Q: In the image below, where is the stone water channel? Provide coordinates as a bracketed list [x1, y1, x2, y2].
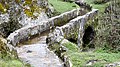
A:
[17, 30, 64, 67]
[7, 8, 98, 67]
[7, 8, 86, 67]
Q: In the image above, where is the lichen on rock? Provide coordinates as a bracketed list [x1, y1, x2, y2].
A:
[0, 0, 54, 37]
[0, 37, 18, 58]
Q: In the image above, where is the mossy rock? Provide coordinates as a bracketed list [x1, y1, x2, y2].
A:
[25, 0, 32, 4]
[24, 9, 33, 17]
[15, 0, 21, 4]
[0, 3, 6, 13]
[0, 37, 8, 55]
[0, 37, 18, 58]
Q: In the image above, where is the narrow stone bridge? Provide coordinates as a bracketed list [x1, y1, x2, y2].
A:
[6, 8, 98, 67]
[47, 9, 98, 48]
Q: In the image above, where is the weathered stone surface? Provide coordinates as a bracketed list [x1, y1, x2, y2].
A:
[19, 12, 49, 26]
[0, 13, 9, 24]
[0, 0, 53, 37]
[6, 9, 98, 67]
[0, 13, 22, 37]
[17, 44, 63, 67]
[17, 33, 63, 67]
[47, 35, 72, 67]
[46, 9, 98, 67]
[7, 8, 85, 46]
[47, 9, 98, 49]
[62, 9, 98, 39]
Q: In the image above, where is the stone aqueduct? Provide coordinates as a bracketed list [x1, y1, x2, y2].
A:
[47, 9, 98, 48]
[6, 8, 98, 64]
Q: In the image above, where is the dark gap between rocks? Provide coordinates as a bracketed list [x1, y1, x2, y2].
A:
[82, 26, 95, 48]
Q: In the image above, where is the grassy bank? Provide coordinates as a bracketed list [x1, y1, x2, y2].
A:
[48, 0, 79, 13]
[63, 42, 120, 67]
[85, 0, 110, 12]
[0, 54, 29, 67]
[0, 59, 25, 67]
[62, 1, 120, 66]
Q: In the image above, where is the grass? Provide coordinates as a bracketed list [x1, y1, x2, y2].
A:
[48, 0, 109, 14]
[0, 54, 30, 67]
[63, 42, 120, 67]
[85, 0, 110, 13]
[48, 0, 79, 13]
[0, 60, 25, 67]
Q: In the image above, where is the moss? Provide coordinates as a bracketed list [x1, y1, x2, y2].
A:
[0, 0, 45, 17]
[4, 4, 9, 10]
[24, 9, 33, 17]
[73, 30, 78, 40]
[25, 0, 32, 5]
[23, 1, 43, 18]
[0, 3, 6, 13]
[15, 0, 21, 4]
[0, 38, 8, 56]
[84, 16, 99, 31]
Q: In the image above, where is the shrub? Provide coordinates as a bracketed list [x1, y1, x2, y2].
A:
[94, 0, 120, 52]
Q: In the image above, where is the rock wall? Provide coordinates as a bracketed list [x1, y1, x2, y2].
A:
[7, 8, 86, 46]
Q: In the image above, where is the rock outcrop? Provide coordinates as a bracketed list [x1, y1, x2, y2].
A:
[0, 0, 53, 37]
[0, 0, 52, 58]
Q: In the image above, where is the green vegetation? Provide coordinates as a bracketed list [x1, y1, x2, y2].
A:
[49, 0, 120, 66]
[25, 0, 32, 4]
[0, 54, 30, 67]
[63, 42, 120, 67]
[85, 0, 110, 12]
[0, 3, 6, 13]
[0, 38, 28, 67]
[23, 0, 42, 17]
[84, 0, 120, 52]
[92, 0, 119, 52]
[0, 59, 26, 67]
[0, 0, 119, 67]
[48, 0, 79, 13]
